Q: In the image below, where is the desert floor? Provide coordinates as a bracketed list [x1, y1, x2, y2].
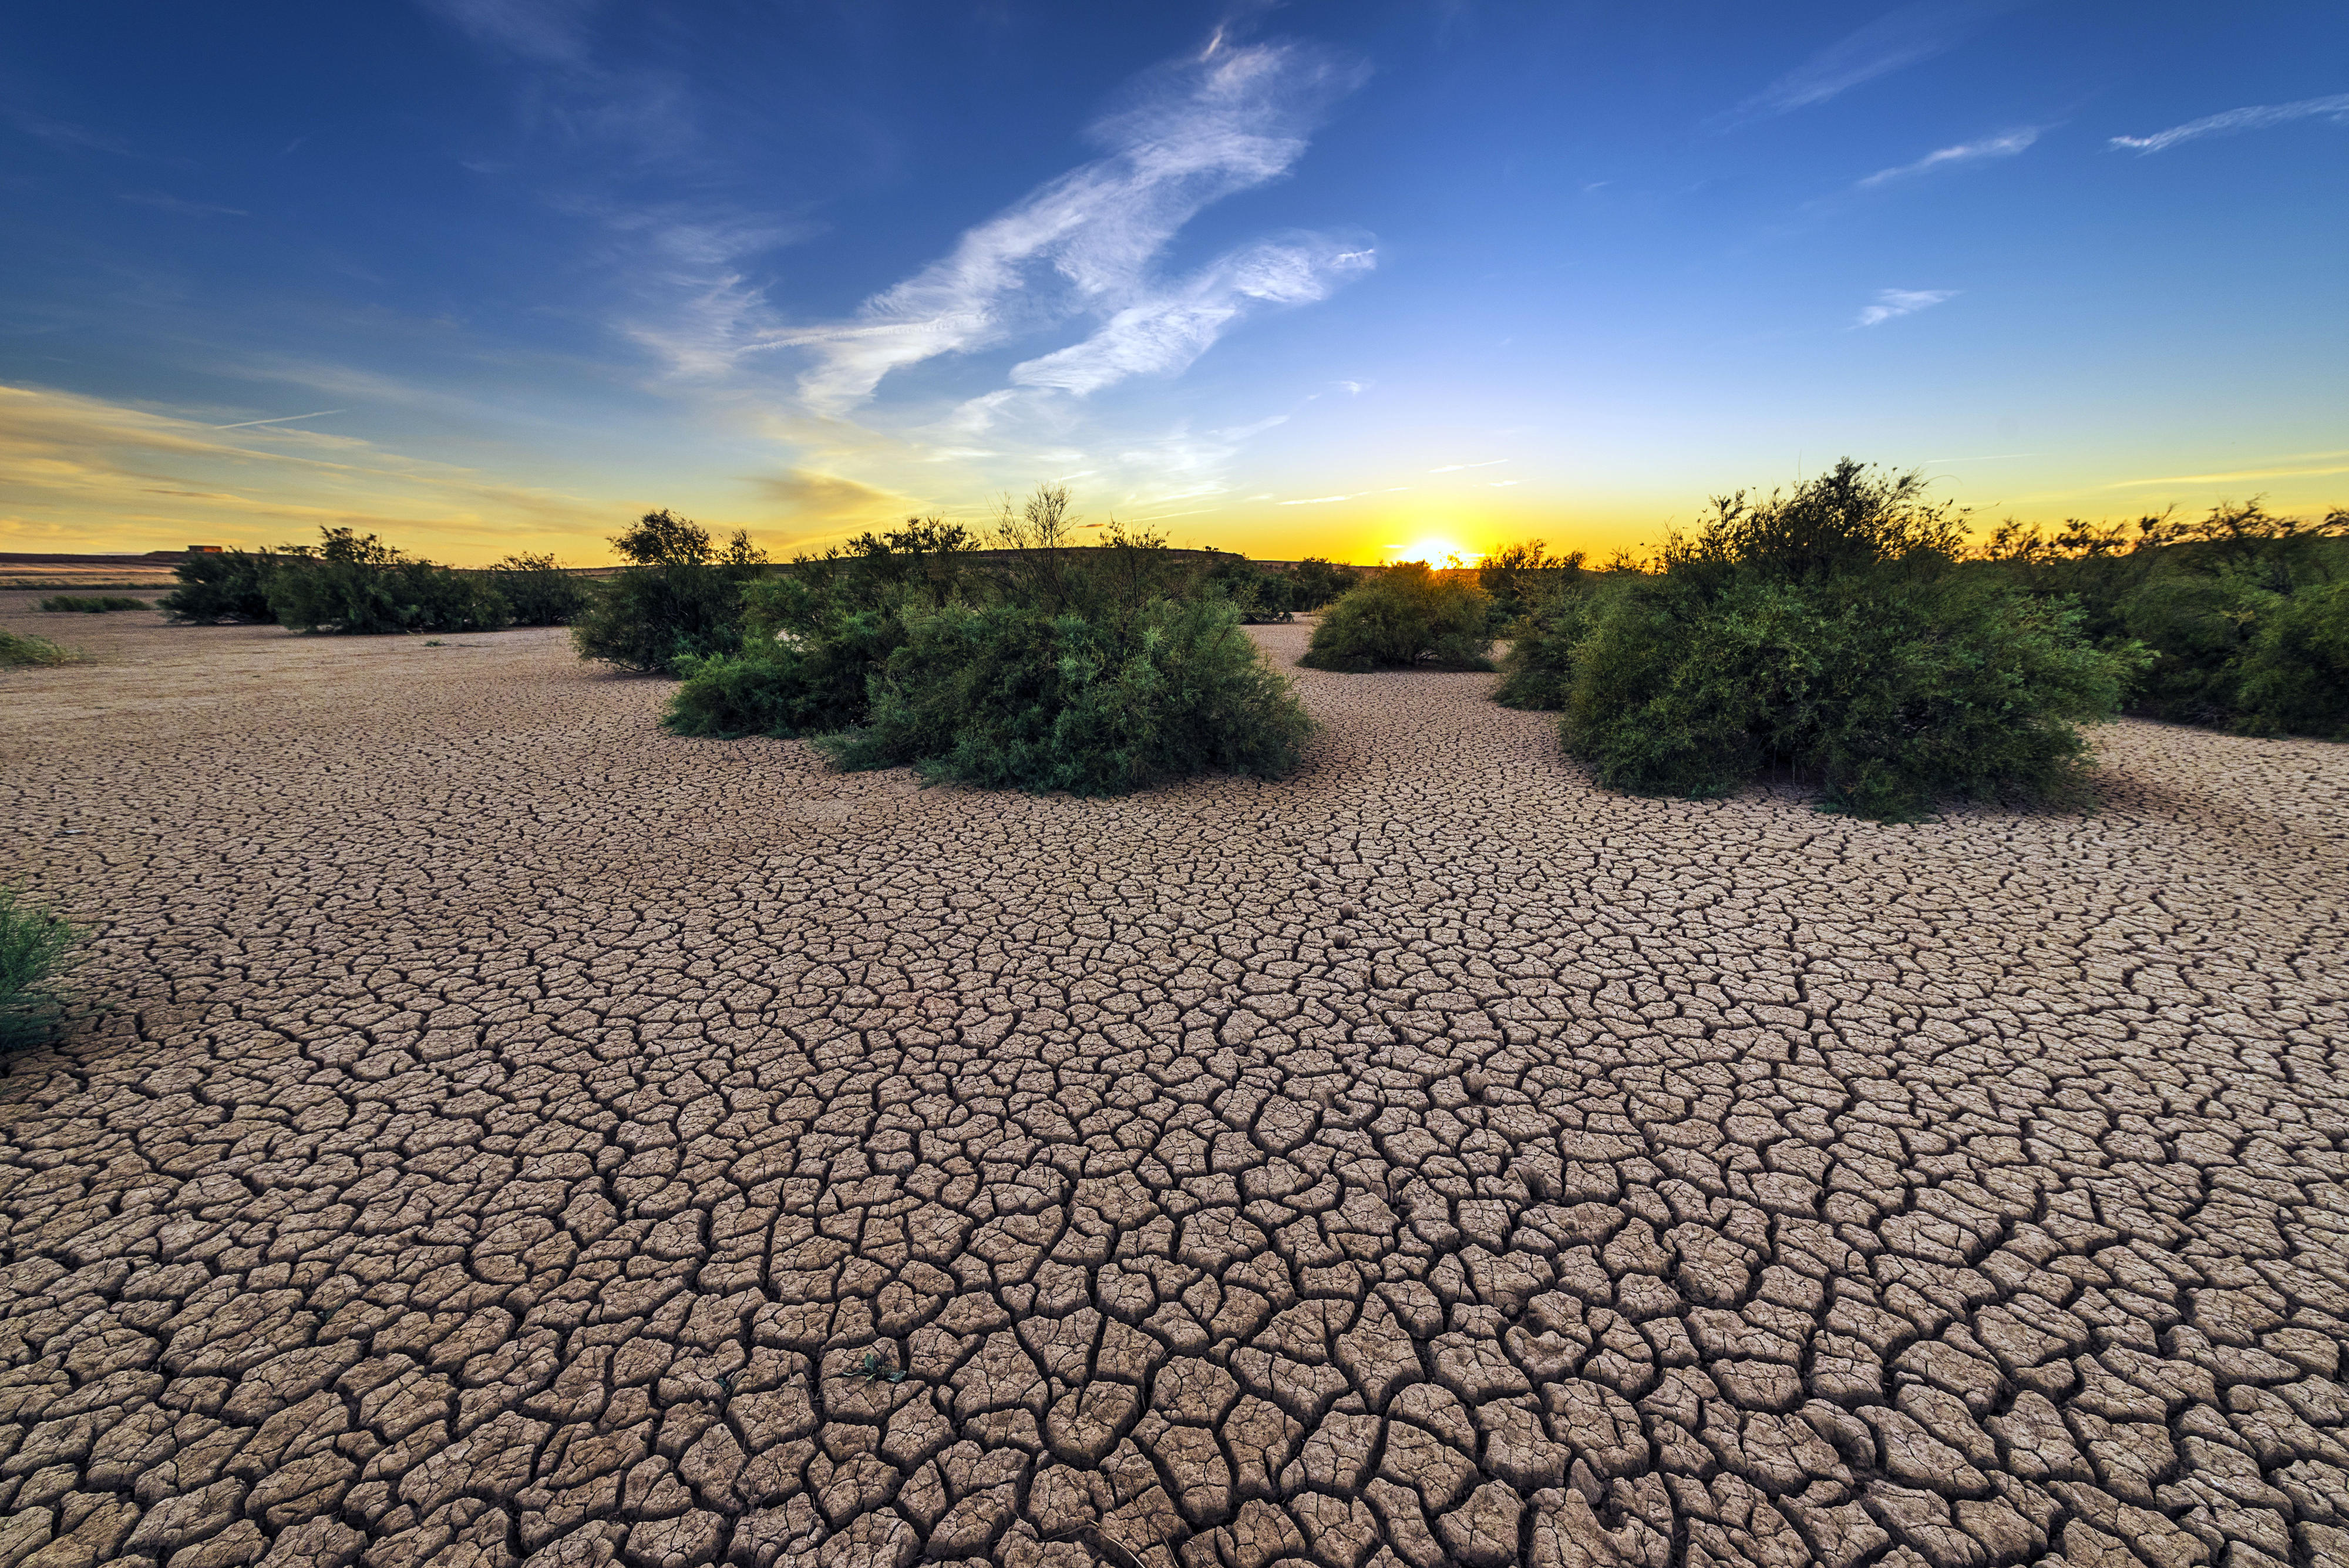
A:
[2, 593, 2345, 1568]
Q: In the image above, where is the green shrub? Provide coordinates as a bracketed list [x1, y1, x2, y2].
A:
[39, 595, 147, 613]
[1300, 561, 1493, 671]
[985, 487, 1199, 617]
[819, 595, 1311, 794]
[1564, 573, 2132, 819]
[1539, 459, 2137, 819]
[1477, 542, 1584, 632]
[1200, 555, 1297, 623]
[571, 509, 766, 674]
[161, 547, 287, 623]
[2234, 579, 2349, 739]
[666, 611, 908, 738]
[266, 528, 512, 635]
[1492, 576, 1615, 709]
[1978, 500, 2347, 736]
[661, 488, 1312, 796]
[662, 517, 979, 735]
[1, 630, 79, 666]
[0, 886, 79, 1051]
[487, 554, 591, 627]
[1287, 557, 1359, 611]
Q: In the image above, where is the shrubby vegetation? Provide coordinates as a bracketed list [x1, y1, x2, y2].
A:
[661, 486, 1312, 794]
[571, 509, 767, 673]
[160, 547, 288, 623]
[1502, 459, 2138, 819]
[1200, 554, 1299, 623]
[1492, 573, 1615, 709]
[0, 886, 78, 1051]
[268, 528, 512, 634]
[820, 594, 1310, 793]
[1196, 553, 1358, 621]
[487, 553, 592, 627]
[1299, 561, 1494, 671]
[1476, 542, 1584, 634]
[1979, 500, 2348, 739]
[666, 516, 976, 738]
[161, 530, 590, 634]
[1287, 557, 1361, 611]
[40, 595, 147, 613]
[1, 630, 80, 667]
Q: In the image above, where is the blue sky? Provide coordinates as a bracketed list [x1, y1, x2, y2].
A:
[4, 2, 2344, 564]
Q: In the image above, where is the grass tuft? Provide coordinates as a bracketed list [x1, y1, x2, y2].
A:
[0, 887, 80, 1051]
[40, 595, 148, 613]
[1, 629, 81, 667]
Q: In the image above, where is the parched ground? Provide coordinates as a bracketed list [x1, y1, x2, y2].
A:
[2, 595, 2347, 1568]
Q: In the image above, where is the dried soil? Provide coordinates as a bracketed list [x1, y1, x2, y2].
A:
[2, 593, 2346, 1568]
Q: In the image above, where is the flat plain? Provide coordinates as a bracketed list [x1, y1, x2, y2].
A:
[2, 591, 2346, 1568]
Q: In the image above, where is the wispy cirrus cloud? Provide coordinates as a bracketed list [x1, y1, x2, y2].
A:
[1856, 288, 1956, 327]
[2109, 93, 2349, 154]
[1717, 0, 2026, 128]
[1856, 127, 2040, 187]
[759, 38, 1372, 417]
[2101, 452, 2349, 488]
[0, 381, 607, 558]
[1005, 237, 1372, 398]
[119, 191, 248, 218]
[5, 107, 139, 156]
[415, 0, 600, 66]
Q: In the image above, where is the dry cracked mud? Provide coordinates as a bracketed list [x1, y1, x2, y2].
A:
[2, 593, 2347, 1568]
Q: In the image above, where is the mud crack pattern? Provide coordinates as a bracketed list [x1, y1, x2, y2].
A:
[2, 601, 2347, 1568]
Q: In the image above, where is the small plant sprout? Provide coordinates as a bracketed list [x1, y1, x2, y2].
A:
[850, 1349, 907, 1386]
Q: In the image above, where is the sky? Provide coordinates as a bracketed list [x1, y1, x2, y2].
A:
[3, 2, 2345, 567]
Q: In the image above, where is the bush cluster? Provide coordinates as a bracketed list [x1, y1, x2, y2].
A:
[487, 554, 593, 627]
[159, 548, 287, 623]
[1979, 501, 2348, 739]
[160, 530, 590, 635]
[1300, 561, 1494, 671]
[666, 517, 976, 738]
[267, 529, 511, 635]
[1476, 542, 1584, 633]
[1197, 554, 1358, 621]
[821, 595, 1311, 793]
[571, 510, 767, 673]
[1503, 459, 2138, 819]
[659, 488, 1312, 795]
[40, 595, 147, 613]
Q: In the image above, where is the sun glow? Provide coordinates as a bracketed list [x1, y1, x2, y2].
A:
[1394, 534, 1466, 566]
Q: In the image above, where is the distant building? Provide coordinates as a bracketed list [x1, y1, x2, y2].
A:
[186, 544, 224, 554]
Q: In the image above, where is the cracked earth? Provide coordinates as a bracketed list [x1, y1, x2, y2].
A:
[2, 594, 2347, 1568]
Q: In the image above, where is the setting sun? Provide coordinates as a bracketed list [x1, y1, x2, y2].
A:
[1394, 534, 1468, 566]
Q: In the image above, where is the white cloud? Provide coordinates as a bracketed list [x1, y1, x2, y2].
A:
[1857, 127, 2040, 187]
[1280, 494, 1357, 505]
[210, 409, 348, 430]
[761, 39, 1370, 415]
[1718, 1, 2024, 127]
[1429, 459, 1508, 473]
[119, 191, 248, 218]
[1856, 288, 1957, 327]
[2109, 93, 2349, 154]
[1005, 239, 1372, 396]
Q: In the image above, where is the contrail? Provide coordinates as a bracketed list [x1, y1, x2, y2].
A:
[210, 408, 348, 430]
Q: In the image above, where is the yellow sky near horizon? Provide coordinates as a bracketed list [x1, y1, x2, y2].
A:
[6, 381, 2344, 569]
